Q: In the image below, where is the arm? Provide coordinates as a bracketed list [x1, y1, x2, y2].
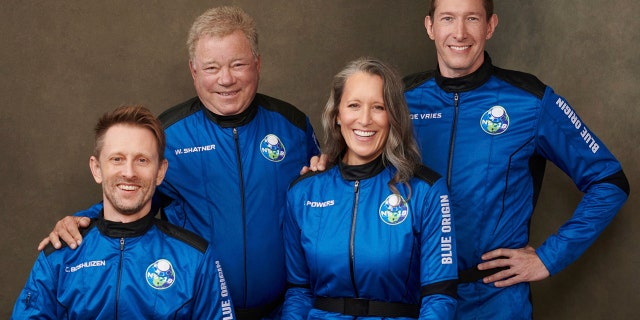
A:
[419, 178, 458, 319]
[479, 88, 629, 285]
[37, 203, 102, 251]
[192, 247, 235, 320]
[299, 118, 323, 175]
[281, 191, 313, 319]
[11, 252, 58, 319]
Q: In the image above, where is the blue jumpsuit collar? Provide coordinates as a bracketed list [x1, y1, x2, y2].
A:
[436, 51, 494, 93]
[338, 156, 385, 181]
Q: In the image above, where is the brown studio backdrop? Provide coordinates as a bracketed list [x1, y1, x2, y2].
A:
[1, 1, 637, 318]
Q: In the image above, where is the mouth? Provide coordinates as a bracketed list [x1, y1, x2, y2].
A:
[449, 45, 471, 51]
[216, 90, 240, 97]
[117, 184, 140, 191]
[354, 129, 375, 137]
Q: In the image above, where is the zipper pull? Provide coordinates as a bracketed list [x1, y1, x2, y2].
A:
[120, 238, 125, 251]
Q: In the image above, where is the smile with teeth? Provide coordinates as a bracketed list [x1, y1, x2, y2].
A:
[450, 45, 470, 51]
[118, 184, 139, 191]
[217, 90, 239, 96]
[354, 129, 375, 137]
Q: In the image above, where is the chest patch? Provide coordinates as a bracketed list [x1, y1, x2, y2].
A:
[480, 106, 510, 135]
[260, 134, 286, 162]
[146, 259, 176, 290]
[379, 194, 409, 225]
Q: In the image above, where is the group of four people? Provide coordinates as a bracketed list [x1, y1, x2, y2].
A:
[13, 0, 629, 319]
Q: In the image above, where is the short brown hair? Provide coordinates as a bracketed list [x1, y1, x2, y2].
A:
[93, 105, 165, 161]
[428, 0, 494, 20]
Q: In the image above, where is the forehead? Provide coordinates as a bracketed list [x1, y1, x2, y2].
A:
[434, 0, 486, 15]
[100, 124, 158, 156]
[341, 72, 384, 99]
[194, 30, 253, 59]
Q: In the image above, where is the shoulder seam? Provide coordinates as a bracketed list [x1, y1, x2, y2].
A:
[154, 219, 209, 253]
[256, 93, 308, 132]
[158, 97, 201, 129]
[492, 67, 547, 99]
[403, 70, 437, 92]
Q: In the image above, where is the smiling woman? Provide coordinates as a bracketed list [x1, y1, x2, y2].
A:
[282, 58, 459, 319]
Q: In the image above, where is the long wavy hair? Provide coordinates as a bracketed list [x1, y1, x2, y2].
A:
[321, 57, 422, 196]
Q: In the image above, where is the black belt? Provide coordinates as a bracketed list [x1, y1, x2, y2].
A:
[458, 266, 509, 283]
[314, 297, 419, 318]
[235, 294, 283, 320]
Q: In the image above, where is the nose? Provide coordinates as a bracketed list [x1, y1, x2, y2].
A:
[217, 66, 235, 86]
[454, 20, 467, 40]
[121, 160, 136, 178]
[358, 107, 373, 126]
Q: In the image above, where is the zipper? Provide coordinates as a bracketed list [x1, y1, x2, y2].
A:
[233, 127, 248, 307]
[115, 237, 125, 319]
[349, 180, 360, 297]
[447, 93, 460, 188]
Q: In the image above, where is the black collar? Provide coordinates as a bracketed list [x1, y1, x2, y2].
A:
[435, 51, 494, 93]
[339, 156, 385, 181]
[202, 97, 259, 128]
[96, 210, 156, 238]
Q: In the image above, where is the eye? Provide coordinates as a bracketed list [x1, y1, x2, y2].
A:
[347, 103, 359, 108]
[374, 104, 385, 111]
[137, 158, 150, 165]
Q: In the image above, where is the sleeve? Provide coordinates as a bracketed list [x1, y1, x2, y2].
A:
[11, 252, 58, 319]
[418, 178, 458, 320]
[73, 202, 103, 218]
[191, 246, 235, 320]
[281, 188, 313, 319]
[304, 117, 321, 160]
[535, 87, 630, 275]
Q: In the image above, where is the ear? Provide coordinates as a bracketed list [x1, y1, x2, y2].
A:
[155, 159, 169, 186]
[425, 15, 435, 40]
[486, 14, 499, 39]
[189, 60, 197, 80]
[89, 156, 103, 184]
[255, 55, 262, 74]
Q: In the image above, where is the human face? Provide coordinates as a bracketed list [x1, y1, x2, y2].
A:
[189, 30, 261, 116]
[90, 125, 168, 222]
[425, 0, 498, 78]
[336, 72, 389, 166]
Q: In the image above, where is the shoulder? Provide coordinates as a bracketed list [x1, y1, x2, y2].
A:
[153, 219, 209, 253]
[403, 70, 437, 92]
[158, 97, 202, 129]
[412, 164, 443, 186]
[43, 219, 99, 257]
[492, 67, 547, 99]
[289, 165, 337, 190]
[256, 93, 309, 131]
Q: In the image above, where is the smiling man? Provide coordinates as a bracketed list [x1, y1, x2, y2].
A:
[13, 105, 233, 319]
[403, 0, 629, 319]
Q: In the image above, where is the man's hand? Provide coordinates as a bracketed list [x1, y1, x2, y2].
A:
[300, 154, 328, 175]
[477, 245, 550, 287]
[37, 216, 91, 251]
